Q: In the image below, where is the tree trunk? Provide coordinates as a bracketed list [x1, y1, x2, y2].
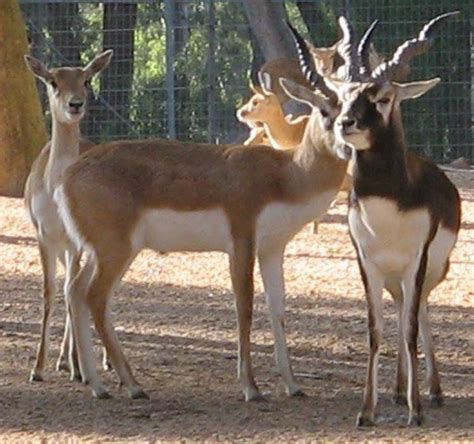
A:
[241, 0, 295, 61]
[0, 0, 47, 197]
[98, 2, 137, 141]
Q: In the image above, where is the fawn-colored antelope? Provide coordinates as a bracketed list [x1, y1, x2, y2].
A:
[54, 25, 350, 400]
[24, 51, 113, 382]
[332, 13, 460, 426]
[237, 74, 309, 150]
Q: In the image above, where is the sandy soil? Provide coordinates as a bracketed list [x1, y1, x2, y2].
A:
[0, 170, 472, 442]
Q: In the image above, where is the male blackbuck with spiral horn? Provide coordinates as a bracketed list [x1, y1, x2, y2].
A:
[24, 50, 113, 382]
[332, 12, 460, 426]
[55, 24, 349, 400]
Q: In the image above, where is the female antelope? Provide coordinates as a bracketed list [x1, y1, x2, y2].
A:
[24, 51, 113, 382]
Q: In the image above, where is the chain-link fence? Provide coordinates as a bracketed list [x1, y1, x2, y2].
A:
[20, 0, 472, 162]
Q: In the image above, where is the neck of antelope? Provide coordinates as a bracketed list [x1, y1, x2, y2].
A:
[46, 116, 81, 193]
[261, 105, 301, 149]
[292, 111, 348, 195]
[353, 106, 409, 195]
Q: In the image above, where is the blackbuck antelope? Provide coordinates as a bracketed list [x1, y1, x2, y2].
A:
[332, 13, 461, 426]
[55, 25, 349, 400]
[24, 51, 113, 382]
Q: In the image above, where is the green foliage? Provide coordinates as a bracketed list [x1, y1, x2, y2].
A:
[20, 0, 471, 160]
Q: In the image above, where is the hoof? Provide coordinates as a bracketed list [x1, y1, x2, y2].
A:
[70, 372, 83, 383]
[407, 414, 423, 427]
[392, 392, 407, 406]
[103, 361, 113, 372]
[56, 361, 69, 372]
[29, 371, 44, 382]
[288, 387, 306, 398]
[429, 393, 444, 407]
[356, 412, 375, 427]
[244, 387, 264, 402]
[93, 387, 111, 399]
[129, 387, 150, 400]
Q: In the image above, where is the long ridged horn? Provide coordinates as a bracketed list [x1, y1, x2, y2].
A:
[286, 21, 337, 101]
[357, 19, 379, 77]
[337, 16, 360, 81]
[371, 11, 460, 81]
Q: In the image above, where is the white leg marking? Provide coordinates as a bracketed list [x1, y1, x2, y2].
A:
[258, 249, 301, 396]
[67, 257, 108, 397]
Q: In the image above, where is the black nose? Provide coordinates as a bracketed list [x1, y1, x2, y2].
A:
[69, 101, 84, 111]
[341, 118, 355, 130]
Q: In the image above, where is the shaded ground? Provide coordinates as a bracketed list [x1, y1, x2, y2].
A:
[0, 170, 472, 442]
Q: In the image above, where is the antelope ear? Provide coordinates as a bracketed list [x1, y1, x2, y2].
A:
[249, 82, 263, 95]
[395, 78, 441, 101]
[279, 77, 330, 110]
[368, 43, 383, 70]
[84, 49, 113, 79]
[24, 55, 52, 84]
[258, 71, 273, 95]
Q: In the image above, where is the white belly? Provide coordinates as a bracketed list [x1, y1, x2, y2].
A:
[349, 197, 431, 276]
[133, 208, 233, 253]
[132, 190, 336, 255]
[256, 190, 335, 253]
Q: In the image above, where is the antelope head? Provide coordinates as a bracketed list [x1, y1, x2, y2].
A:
[236, 74, 283, 126]
[24, 50, 113, 124]
[331, 12, 458, 159]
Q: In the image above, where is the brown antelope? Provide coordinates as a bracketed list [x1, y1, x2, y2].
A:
[24, 51, 113, 382]
[237, 66, 352, 235]
[54, 25, 350, 400]
[332, 13, 460, 426]
[237, 74, 309, 150]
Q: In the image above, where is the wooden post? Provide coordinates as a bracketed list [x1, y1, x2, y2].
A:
[0, 0, 47, 197]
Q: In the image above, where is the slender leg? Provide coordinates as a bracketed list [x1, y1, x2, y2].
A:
[30, 240, 57, 382]
[70, 247, 146, 399]
[66, 257, 105, 395]
[258, 249, 302, 396]
[418, 298, 443, 406]
[401, 249, 428, 426]
[356, 256, 385, 427]
[392, 289, 407, 405]
[57, 248, 82, 380]
[230, 238, 260, 401]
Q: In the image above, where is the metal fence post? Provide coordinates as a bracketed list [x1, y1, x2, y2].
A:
[207, 0, 216, 143]
[164, 0, 176, 140]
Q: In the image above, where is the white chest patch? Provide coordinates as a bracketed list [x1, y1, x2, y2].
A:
[133, 208, 233, 254]
[256, 190, 336, 253]
[349, 197, 431, 275]
[31, 189, 68, 245]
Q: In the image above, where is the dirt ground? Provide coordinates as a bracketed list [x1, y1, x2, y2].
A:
[0, 170, 472, 442]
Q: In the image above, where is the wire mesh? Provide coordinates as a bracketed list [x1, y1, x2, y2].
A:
[20, 0, 472, 162]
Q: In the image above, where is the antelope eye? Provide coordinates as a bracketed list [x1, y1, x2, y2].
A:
[320, 109, 329, 118]
[84, 80, 91, 88]
[50, 80, 57, 89]
[377, 97, 390, 105]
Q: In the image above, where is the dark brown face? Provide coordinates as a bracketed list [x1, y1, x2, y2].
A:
[334, 82, 396, 157]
